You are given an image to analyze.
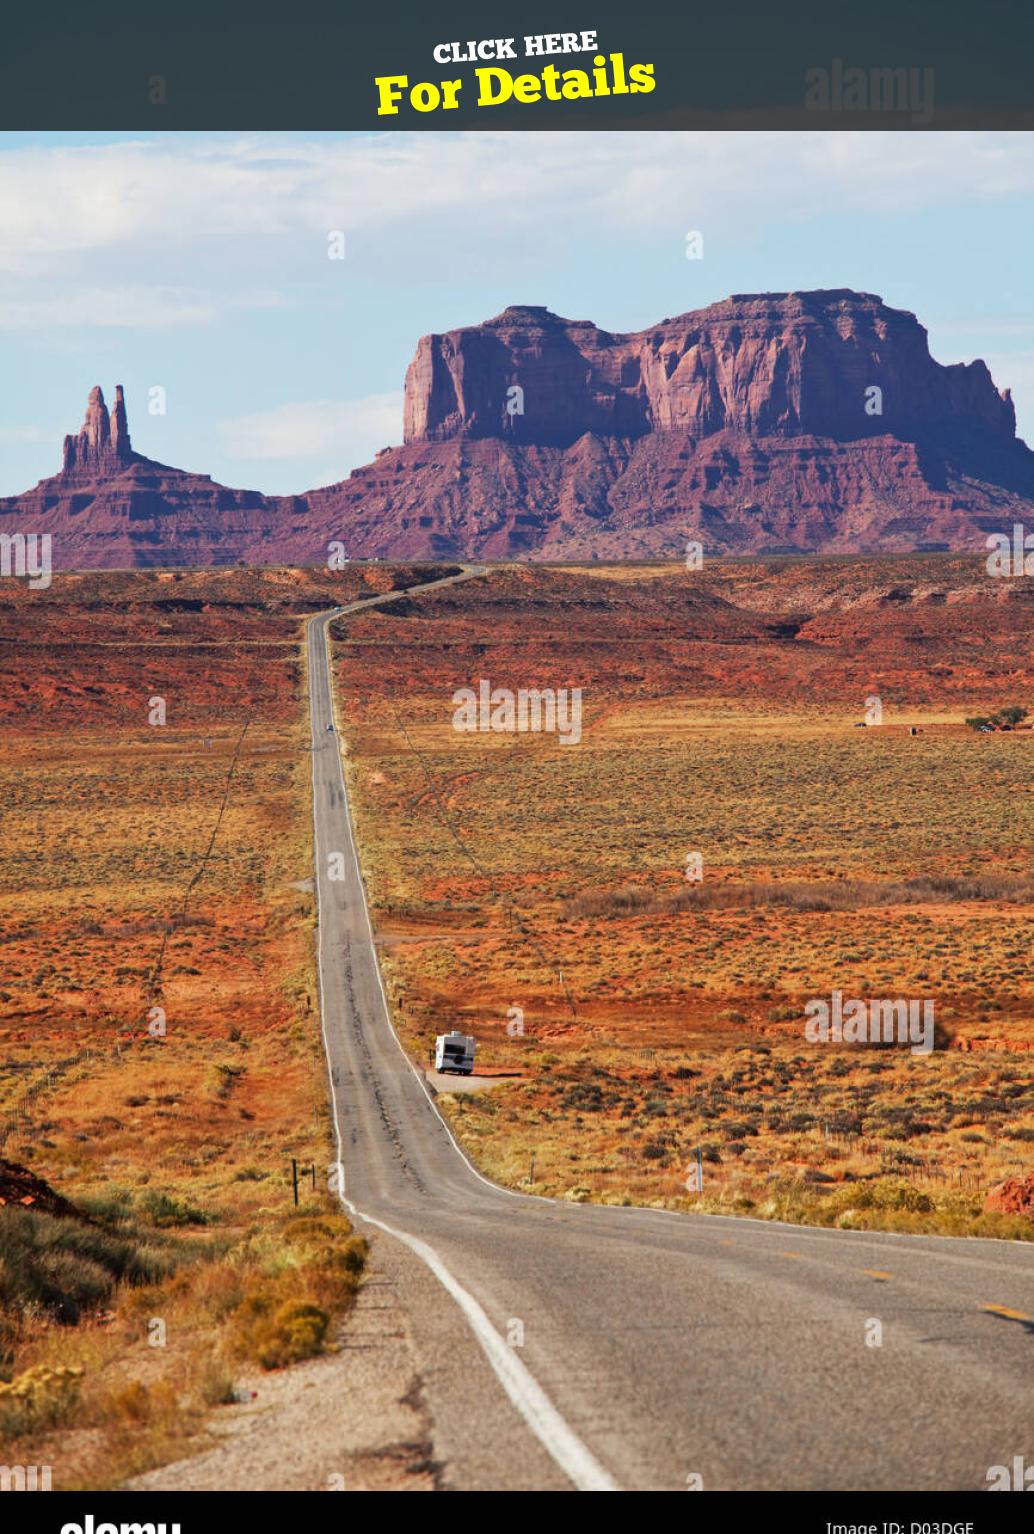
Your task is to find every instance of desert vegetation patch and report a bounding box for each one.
[333,556,1034,1233]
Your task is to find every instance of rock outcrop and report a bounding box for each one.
[61,384,134,476]
[983,1172,1034,1220]
[403,294,1017,448]
[2,291,1034,569]
[1,386,316,571]
[0,1158,81,1218]
[310,290,1034,560]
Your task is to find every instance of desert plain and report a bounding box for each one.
[1,552,1033,1484]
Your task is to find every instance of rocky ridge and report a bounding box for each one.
[3,292,1033,567]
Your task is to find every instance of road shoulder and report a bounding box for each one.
[127,1266,437,1492]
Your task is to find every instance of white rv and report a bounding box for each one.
[435,1031,476,1075]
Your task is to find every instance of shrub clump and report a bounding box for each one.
[225,1213,368,1371]
[230,1296,331,1370]
[0,1364,83,1435]
[0,1206,173,1325]
[139,1189,208,1228]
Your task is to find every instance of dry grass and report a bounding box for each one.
[0,1195,367,1487]
[0,565,401,1486]
[332,557,1034,1234]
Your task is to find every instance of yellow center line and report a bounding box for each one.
[983,1303,1032,1322]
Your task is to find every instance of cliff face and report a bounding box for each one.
[315,290,1034,560]
[0,386,312,571]
[2,291,1033,569]
[61,385,134,476]
[402,293,1017,448]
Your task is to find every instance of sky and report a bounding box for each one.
[1,130,1033,497]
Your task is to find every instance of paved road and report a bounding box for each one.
[307,579,1034,1493]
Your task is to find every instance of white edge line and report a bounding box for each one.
[304,576,1028,1487]
[319,576,543,1205]
[306,598,619,1494]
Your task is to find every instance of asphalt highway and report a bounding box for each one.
[307,578,1033,1492]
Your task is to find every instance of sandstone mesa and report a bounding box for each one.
[3,290,1033,569]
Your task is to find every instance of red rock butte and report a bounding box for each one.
[2,290,1034,569]
[62,384,134,476]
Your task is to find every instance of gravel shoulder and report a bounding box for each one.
[127,1266,437,1493]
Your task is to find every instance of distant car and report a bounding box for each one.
[327,723,334,732]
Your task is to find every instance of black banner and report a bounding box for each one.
[2,0,1034,129]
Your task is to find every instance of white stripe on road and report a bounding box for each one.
[340,1202,618,1493]
[307,601,618,1493]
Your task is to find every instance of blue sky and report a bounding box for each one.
[1,130,1033,497]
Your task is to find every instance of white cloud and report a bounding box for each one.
[0,286,217,330]
[1,131,1033,279]
[2,131,1034,473]
[0,130,1032,354]
[218,392,403,468]
[0,284,289,331]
